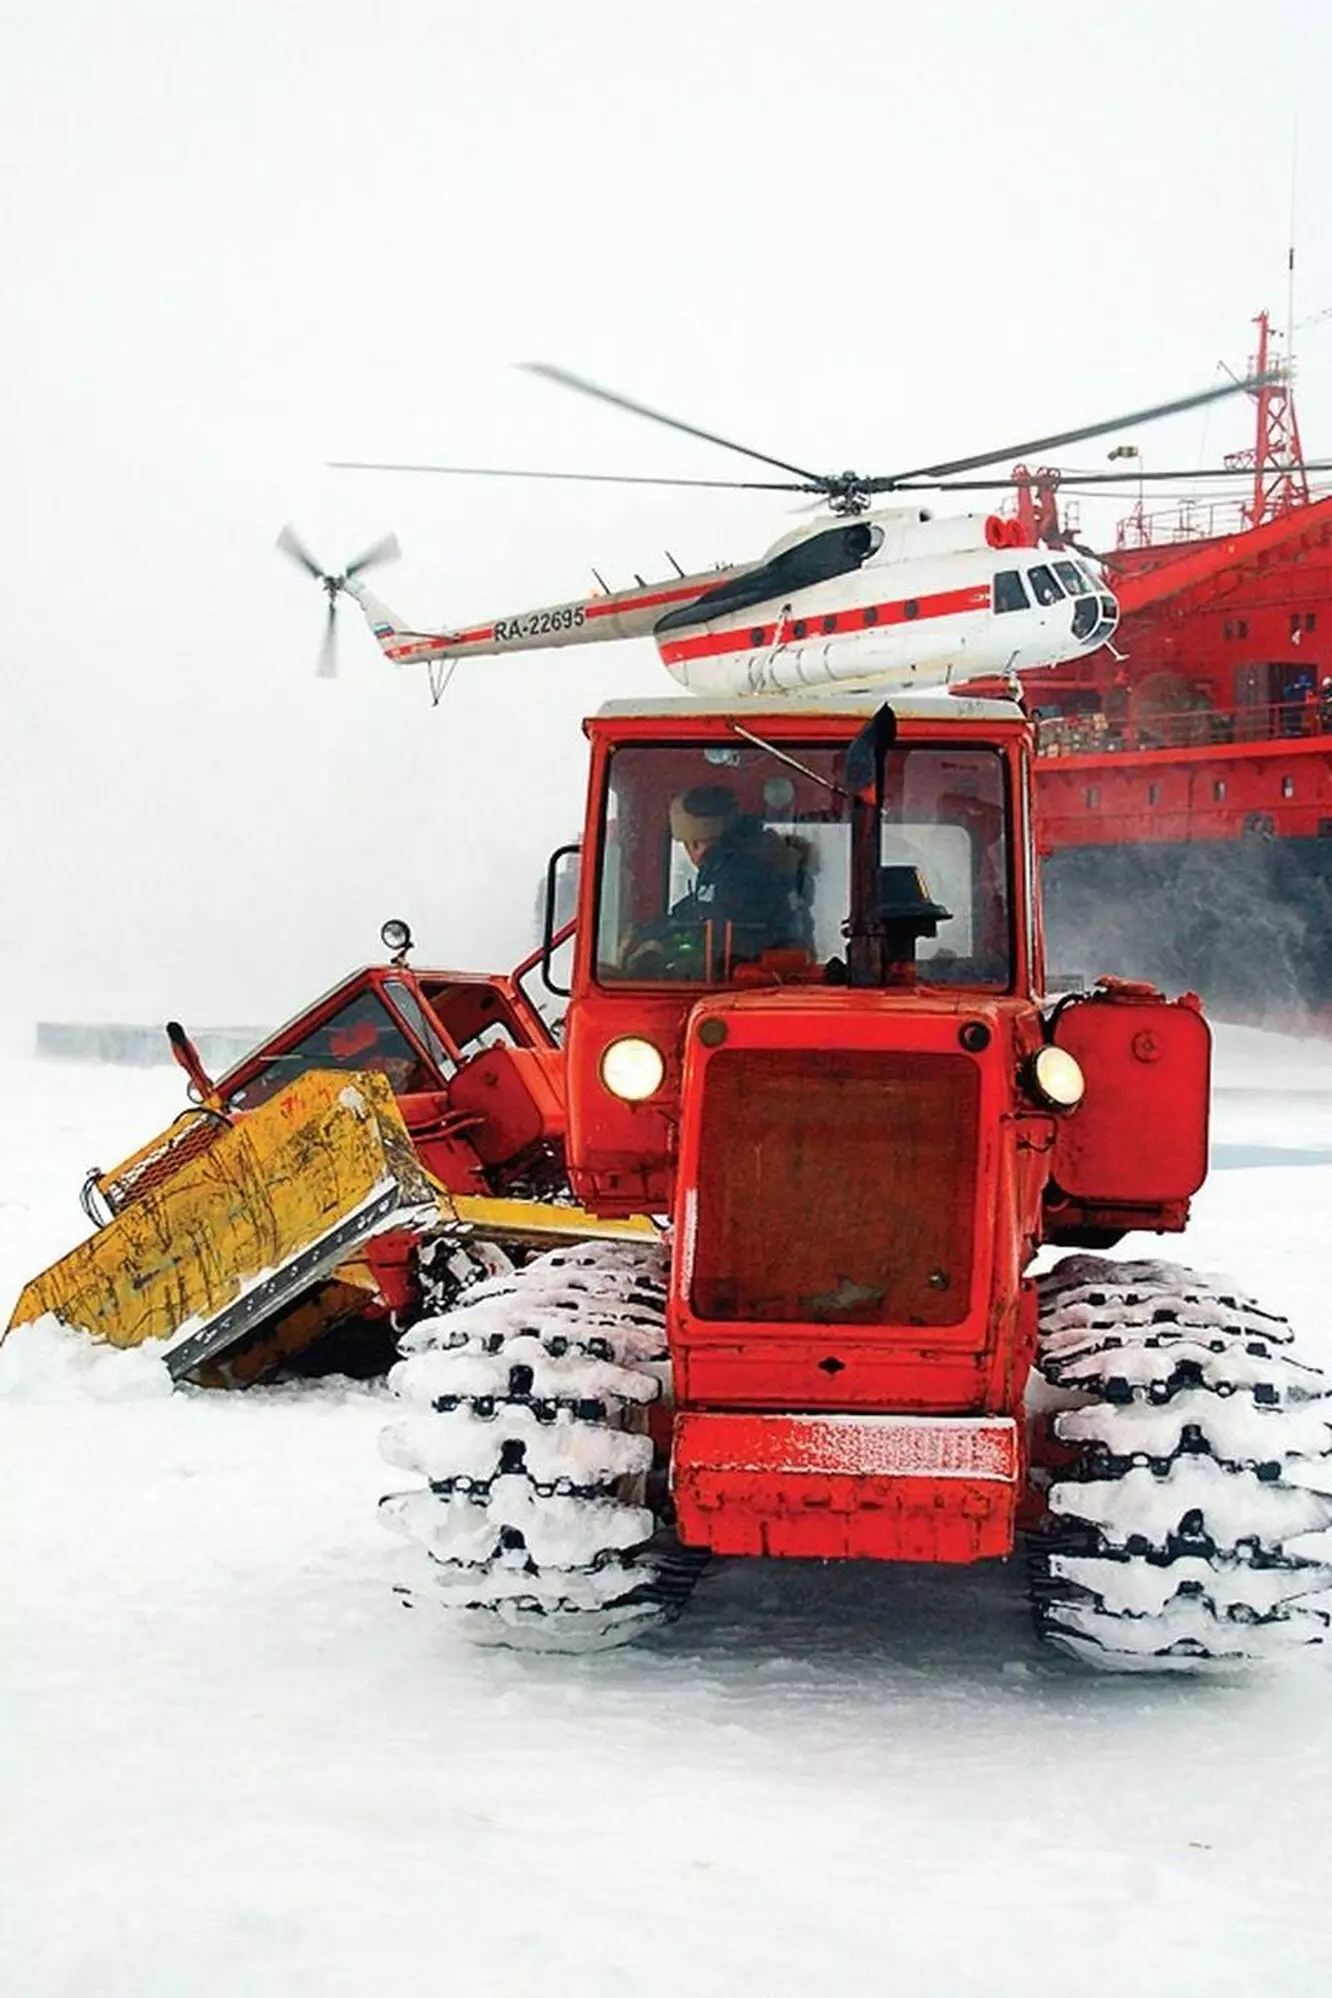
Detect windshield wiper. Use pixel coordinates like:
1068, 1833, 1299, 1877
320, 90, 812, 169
727, 722, 849, 800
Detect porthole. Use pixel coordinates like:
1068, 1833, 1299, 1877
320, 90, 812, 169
904, 599, 920, 620
749, 626, 765, 646
864, 606, 880, 627
822, 614, 837, 634
793, 619, 808, 640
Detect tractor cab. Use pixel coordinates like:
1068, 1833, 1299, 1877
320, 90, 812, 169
216, 956, 565, 1200
221, 962, 555, 1108
557, 692, 1038, 1217
588, 706, 1016, 993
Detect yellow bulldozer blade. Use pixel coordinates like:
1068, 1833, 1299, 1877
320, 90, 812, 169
200, 1204, 660, 1388
448, 1195, 658, 1250
4, 1069, 441, 1381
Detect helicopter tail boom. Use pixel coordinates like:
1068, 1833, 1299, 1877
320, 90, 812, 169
342, 579, 461, 667
341, 567, 741, 669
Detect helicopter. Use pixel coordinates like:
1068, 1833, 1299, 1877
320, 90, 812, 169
280, 365, 1285, 700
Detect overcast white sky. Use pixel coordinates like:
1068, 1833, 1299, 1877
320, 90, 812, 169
3, 0, 1330, 1038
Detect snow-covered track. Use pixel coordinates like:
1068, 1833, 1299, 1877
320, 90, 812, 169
380, 1239, 704, 1650
1030, 1256, 1332, 1671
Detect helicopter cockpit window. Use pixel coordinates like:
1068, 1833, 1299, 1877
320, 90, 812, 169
1053, 560, 1089, 597
1027, 564, 1065, 607
993, 570, 1030, 614
595, 740, 1011, 990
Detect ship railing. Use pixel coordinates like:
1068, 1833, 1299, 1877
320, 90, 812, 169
1035, 698, 1332, 758
1114, 496, 1251, 549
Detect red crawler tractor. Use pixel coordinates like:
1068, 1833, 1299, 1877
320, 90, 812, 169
381, 688, 1332, 1668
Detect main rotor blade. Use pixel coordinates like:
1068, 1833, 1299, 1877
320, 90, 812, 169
317, 599, 337, 680
276, 522, 324, 579
330, 459, 809, 492
345, 531, 401, 578
520, 363, 827, 484
878, 373, 1283, 486
906, 458, 1332, 491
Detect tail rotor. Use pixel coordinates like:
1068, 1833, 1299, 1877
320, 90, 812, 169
275, 524, 401, 677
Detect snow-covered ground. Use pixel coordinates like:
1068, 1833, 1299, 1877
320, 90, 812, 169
2, 1033, 1331, 1997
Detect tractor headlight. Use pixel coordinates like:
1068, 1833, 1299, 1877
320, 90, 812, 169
600, 1037, 666, 1102
1026, 1045, 1086, 1111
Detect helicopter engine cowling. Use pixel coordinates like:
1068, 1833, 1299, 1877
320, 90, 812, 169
864, 511, 1029, 561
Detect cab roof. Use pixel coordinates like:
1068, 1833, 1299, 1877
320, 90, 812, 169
593, 689, 1023, 724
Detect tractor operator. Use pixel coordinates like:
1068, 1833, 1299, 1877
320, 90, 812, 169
624, 783, 809, 976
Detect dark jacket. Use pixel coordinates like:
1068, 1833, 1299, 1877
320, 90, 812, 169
670, 817, 808, 960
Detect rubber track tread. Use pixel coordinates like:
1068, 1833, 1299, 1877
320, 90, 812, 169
381, 1238, 701, 1651
1031, 1256, 1332, 1670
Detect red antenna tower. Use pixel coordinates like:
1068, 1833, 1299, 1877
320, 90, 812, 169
1223, 309, 1309, 528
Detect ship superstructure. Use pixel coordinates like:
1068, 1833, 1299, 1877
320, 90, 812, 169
1021, 313, 1332, 1019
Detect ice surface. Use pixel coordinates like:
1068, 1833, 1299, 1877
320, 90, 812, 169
3, 1039, 1332, 1995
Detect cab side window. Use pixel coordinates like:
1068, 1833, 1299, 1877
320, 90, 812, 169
993, 570, 1029, 614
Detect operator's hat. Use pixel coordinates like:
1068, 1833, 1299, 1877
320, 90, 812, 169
670, 785, 738, 845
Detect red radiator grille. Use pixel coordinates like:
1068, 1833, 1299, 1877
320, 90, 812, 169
691, 1048, 980, 1327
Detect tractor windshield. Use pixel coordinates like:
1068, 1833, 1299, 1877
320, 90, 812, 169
594, 737, 1012, 989
225, 986, 440, 1109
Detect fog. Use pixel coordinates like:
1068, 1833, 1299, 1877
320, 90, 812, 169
3, 0, 1329, 1045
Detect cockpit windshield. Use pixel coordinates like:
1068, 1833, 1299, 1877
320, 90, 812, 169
1027, 564, 1065, 607
594, 737, 1012, 989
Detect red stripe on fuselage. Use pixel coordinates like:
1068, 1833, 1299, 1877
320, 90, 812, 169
585, 580, 714, 620
657, 583, 991, 665
445, 624, 498, 647
387, 624, 496, 656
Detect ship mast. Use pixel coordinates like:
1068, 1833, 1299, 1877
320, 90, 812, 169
1223, 309, 1309, 529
